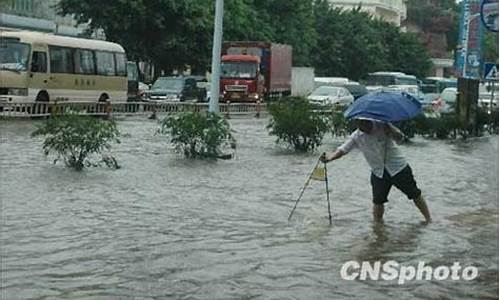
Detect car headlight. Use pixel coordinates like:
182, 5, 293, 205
249, 93, 259, 99
8, 88, 28, 96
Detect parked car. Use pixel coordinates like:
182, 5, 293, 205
388, 84, 424, 101
428, 87, 457, 113
439, 87, 458, 105
421, 93, 439, 110
187, 75, 209, 102
307, 86, 354, 106
144, 76, 199, 102
332, 81, 368, 100
479, 83, 499, 110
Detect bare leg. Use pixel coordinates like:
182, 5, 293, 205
373, 204, 384, 223
413, 195, 431, 222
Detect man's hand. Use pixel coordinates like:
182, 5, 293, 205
321, 150, 345, 163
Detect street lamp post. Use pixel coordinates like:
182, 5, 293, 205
209, 0, 224, 113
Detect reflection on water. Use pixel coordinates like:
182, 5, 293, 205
0, 118, 498, 299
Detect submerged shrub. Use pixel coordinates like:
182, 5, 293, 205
31, 112, 120, 171
267, 97, 329, 152
159, 112, 234, 159
330, 112, 355, 137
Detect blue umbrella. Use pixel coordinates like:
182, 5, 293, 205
344, 91, 422, 123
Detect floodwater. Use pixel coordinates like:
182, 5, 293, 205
0, 117, 498, 300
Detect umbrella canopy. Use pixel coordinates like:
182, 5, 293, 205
344, 91, 422, 123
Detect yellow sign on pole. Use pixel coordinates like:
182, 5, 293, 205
310, 165, 326, 181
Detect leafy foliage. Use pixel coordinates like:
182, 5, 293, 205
330, 109, 496, 140
267, 97, 329, 152
312, 1, 432, 79
159, 112, 234, 159
31, 113, 121, 171
57, 0, 213, 73
57, 0, 430, 78
406, 0, 459, 53
330, 112, 354, 137
484, 32, 499, 63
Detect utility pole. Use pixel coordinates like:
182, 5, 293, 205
209, 0, 224, 113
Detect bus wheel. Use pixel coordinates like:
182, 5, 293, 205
33, 91, 50, 115
36, 91, 49, 102
98, 93, 109, 102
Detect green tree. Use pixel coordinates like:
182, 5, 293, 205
31, 112, 121, 171
259, 0, 317, 66
0, 0, 13, 9
376, 22, 432, 78
58, 0, 318, 71
159, 112, 235, 159
484, 31, 499, 63
311, 1, 431, 80
267, 97, 329, 152
58, 0, 213, 73
223, 0, 316, 66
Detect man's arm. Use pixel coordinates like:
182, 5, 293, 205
322, 131, 357, 163
384, 123, 407, 143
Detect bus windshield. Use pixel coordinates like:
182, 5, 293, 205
365, 75, 396, 86
221, 62, 257, 79
0, 42, 30, 72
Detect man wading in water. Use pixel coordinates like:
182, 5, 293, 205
321, 119, 432, 223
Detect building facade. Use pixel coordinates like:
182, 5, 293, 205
0, 0, 88, 37
328, 0, 407, 26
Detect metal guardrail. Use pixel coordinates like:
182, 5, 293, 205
0, 101, 267, 118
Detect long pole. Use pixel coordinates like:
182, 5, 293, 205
489, 81, 495, 132
209, 0, 224, 113
288, 158, 321, 221
324, 161, 332, 225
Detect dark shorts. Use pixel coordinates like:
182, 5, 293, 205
370, 165, 422, 205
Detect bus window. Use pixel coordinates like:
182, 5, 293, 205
31, 51, 47, 73
395, 77, 418, 85
74, 49, 95, 75
96, 51, 116, 76
115, 53, 127, 77
365, 74, 396, 86
49, 46, 74, 74
0, 41, 30, 71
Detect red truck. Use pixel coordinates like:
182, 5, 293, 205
220, 41, 292, 102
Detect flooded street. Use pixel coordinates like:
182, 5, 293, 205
1, 117, 498, 300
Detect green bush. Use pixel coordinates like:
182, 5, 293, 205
159, 112, 234, 159
31, 112, 120, 171
267, 97, 329, 152
330, 112, 355, 137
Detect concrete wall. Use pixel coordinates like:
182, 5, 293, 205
291, 67, 315, 97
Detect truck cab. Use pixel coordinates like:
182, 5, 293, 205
220, 55, 263, 102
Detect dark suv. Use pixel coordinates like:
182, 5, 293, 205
144, 76, 200, 102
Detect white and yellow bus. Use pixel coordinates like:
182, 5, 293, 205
0, 30, 128, 105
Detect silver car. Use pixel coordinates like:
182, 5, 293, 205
307, 86, 354, 107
